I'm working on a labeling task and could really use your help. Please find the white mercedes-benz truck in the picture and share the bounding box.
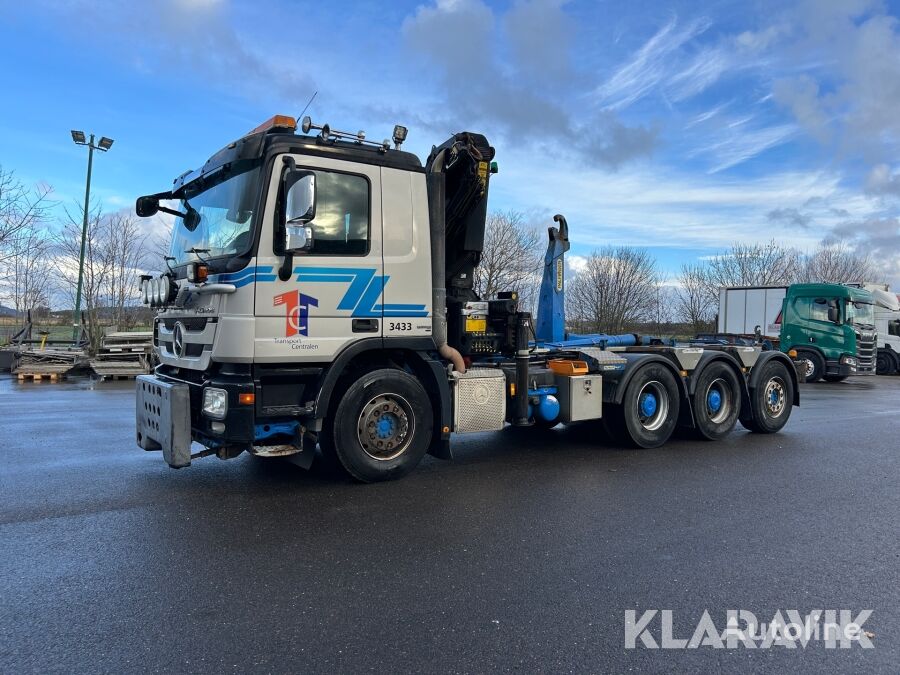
[134,115,798,482]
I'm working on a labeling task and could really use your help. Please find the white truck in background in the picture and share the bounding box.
[848,283,900,375]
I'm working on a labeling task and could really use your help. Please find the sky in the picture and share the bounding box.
[1,0,899,285]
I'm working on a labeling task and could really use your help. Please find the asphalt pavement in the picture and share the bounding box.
[1,373,898,673]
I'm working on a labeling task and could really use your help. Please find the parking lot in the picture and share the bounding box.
[1,374,897,673]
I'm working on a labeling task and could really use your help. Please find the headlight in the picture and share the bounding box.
[149,278,160,306]
[840,355,857,366]
[202,388,228,419]
[159,276,170,305]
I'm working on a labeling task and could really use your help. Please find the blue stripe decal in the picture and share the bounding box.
[213,264,427,317]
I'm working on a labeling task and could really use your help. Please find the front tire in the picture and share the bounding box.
[692,362,741,440]
[606,364,681,448]
[796,349,824,383]
[330,368,433,482]
[876,350,897,375]
[741,360,794,434]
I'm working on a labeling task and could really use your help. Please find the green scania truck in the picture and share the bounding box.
[712,283,877,382]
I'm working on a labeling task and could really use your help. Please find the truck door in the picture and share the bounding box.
[803,296,845,354]
[254,155,383,362]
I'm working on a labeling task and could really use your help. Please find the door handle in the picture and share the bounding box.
[352,319,379,333]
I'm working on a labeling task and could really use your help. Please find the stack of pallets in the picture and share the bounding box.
[13,350,82,382]
[89,332,154,380]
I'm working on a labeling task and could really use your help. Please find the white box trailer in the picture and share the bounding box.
[717,286,787,338]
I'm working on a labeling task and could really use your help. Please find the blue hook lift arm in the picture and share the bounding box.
[535,214,570,343]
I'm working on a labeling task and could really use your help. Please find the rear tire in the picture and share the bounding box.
[692,362,741,440]
[741,360,794,434]
[330,368,433,482]
[607,364,681,448]
[796,349,824,383]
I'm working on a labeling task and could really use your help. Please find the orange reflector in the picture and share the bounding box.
[247,114,297,135]
[680,370,688,377]
[442,426,450,434]
[509,383,516,396]
[787,349,798,358]
[238,393,255,405]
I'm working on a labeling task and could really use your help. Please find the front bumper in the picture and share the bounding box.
[136,371,256,468]
[136,375,191,468]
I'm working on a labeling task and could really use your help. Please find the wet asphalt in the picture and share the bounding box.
[1,373,898,673]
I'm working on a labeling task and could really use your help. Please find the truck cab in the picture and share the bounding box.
[779,283,877,382]
[850,283,900,375]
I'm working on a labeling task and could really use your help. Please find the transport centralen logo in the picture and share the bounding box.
[274,290,319,337]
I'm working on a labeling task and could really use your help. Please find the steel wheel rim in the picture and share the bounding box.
[357,393,414,461]
[764,377,787,417]
[802,358,815,378]
[636,381,669,432]
[705,377,731,424]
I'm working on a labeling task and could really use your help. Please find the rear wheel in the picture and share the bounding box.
[876,350,897,375]
[605,364,680,448]
[692,362,741,440]
[330,368,433,482]
[741,360,794,433]
[796,349,824,383]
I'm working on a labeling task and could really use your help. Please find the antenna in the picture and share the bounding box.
[297,91,318,121]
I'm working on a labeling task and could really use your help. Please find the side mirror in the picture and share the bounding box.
[827,306,840,324]
[286,173,316,226]
[136,196,159,218]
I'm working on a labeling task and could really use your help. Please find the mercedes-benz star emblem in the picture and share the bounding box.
[172,321,185,358]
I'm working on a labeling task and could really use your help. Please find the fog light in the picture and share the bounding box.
[202,387,228,419]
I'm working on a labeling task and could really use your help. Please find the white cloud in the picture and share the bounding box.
[490,148,883,252]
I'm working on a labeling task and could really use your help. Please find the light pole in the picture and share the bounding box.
[70,130,114,343]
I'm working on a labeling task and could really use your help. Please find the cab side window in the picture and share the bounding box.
[307,171,370,256]
[889,320,900,338]
[808,297,838,322]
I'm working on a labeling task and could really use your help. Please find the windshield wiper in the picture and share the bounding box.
[185,248,211,264]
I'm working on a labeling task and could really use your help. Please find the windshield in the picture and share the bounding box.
[845,300,875,327]
[169,163,261,265]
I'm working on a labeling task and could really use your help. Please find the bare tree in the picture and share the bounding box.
[0,166,53,265]
[567,246,661,334]
[2,223,55,318]
[99,212,148,329]
[473,211,542,310]
[675,263,716,333]
[799,241,876,283]
[701,240,800,304]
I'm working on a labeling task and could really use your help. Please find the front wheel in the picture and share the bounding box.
[796,349,824,383]
[329,368,433,482]
[741,360,794,434]
[605,364,681,448]
[876,351,897,375]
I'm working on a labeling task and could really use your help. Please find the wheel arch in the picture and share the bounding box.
[313,338,452,458]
